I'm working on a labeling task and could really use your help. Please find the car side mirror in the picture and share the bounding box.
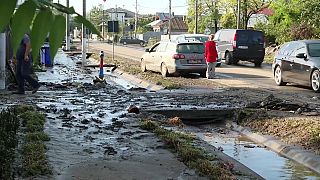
[296,53,307,59]
[145,48,150,52]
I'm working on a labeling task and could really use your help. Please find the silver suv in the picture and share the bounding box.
[140,41,207,77]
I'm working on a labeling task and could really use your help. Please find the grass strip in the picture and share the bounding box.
[16,105,51,177]
[0,108,19,179]
[140,119,234,180]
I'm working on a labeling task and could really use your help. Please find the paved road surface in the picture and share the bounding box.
[88,41,319,96]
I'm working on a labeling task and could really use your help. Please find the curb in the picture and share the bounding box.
[231,122,320,174]
[113,69,164,91]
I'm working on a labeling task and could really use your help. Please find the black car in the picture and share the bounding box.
[214,29,265,67]
[119,36,146,46]
[272,40,320,92]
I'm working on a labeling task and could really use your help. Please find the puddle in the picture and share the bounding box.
[196,125,320,180]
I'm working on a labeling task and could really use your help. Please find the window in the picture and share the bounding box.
[307,43,320,57]
[278,43,290,55]
[150,43,159,52]
[251,31,264,44]
[293,45,307,56]
[157,43,167,52]
[177,43,205,54]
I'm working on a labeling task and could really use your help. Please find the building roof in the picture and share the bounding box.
[257,8,273,16]
[162,17,188,31]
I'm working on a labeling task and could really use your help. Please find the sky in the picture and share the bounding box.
[54,0,189,15]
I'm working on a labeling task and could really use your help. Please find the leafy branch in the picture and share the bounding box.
[0,0,101,61]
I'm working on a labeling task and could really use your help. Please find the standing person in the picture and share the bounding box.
[204,34,218,79]
[13,33,40,94]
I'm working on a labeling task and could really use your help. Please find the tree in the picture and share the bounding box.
[0,0,100,61]
[88,5,105,33]
[137,16,154,34]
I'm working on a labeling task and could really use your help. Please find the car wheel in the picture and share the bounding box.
[311,69,320,92]
[140,59,147,72]
[200,72,206,78]
[216,63,221,67]
[161,63,169,77]
[274,66,287,86]
[225,52,233,65]
[140,41,145,46]
[254,58,263,67]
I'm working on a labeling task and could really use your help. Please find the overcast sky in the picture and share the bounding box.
[54,0,188,15]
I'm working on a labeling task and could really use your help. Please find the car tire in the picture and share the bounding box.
[140,42,145,46]
[311,69,320,92]
[225,52,233,65]
[200,72,206,78]
[254,59,263,67]
[274,66,287,86]
[216,63,221,67]
[161,63,169,77]
[141,59,147,72]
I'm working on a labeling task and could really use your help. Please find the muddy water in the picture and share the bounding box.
[196,124,320,180]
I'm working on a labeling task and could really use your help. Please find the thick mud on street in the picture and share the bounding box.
[2,51,319,179]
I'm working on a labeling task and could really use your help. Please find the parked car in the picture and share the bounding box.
[119,36,146,46]
[175,34,209,43]
[272,40,320,92]
[214,29,265,67]
[174,34,221,67]
[140,41,207,77]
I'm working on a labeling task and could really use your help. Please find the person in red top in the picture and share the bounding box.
[204,34,218,79]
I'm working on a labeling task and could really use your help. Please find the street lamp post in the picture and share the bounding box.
[82,0,87,66]
[65,0,70,51]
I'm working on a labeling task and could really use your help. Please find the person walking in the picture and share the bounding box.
[13,33,40,94]
[204,34,218,79]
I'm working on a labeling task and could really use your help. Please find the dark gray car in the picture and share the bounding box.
[119,36,146,46]
[272,40,320,92]
[214,29,265,67]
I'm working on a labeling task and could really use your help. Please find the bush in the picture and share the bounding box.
[290,22,315,40]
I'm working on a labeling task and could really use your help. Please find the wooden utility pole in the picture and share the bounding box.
[134,0,138,38]
[169,0,171,40]
[195,0,198,34]
[237,0,241,29]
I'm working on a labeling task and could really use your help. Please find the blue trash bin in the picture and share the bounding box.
[40,43,52,66]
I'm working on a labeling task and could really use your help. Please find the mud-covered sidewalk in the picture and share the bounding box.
[0,51,264,179]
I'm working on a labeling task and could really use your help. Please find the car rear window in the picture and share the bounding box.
[308,43,320,57]
[237,31,264,44]
[177,43,205,54]
[185,36,208,43]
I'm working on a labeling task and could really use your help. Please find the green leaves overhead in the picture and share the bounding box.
[11,0,37,56]
[31,9,53,61]
[74,15,101,37]
[7,0,101,61]
[0,0,17,32]
[49,15,66,62]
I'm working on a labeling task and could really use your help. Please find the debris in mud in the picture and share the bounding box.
[246,94,311,112]
[244,144,255,148]
[127,104,139,114]
[81,119,90,124]
[103,146,117,155]
[167,117,184,127]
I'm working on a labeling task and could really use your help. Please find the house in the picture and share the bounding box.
[105,7,136,23]
[148,16,188,34]
[248,8,273,28]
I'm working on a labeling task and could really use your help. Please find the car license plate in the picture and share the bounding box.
[188,59,202,64]
[238,46,248,49]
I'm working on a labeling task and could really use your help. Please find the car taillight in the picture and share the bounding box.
[232,33,237,49]
[173,54,185,59]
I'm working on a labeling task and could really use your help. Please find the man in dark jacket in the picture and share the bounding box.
[13,34,40,94]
